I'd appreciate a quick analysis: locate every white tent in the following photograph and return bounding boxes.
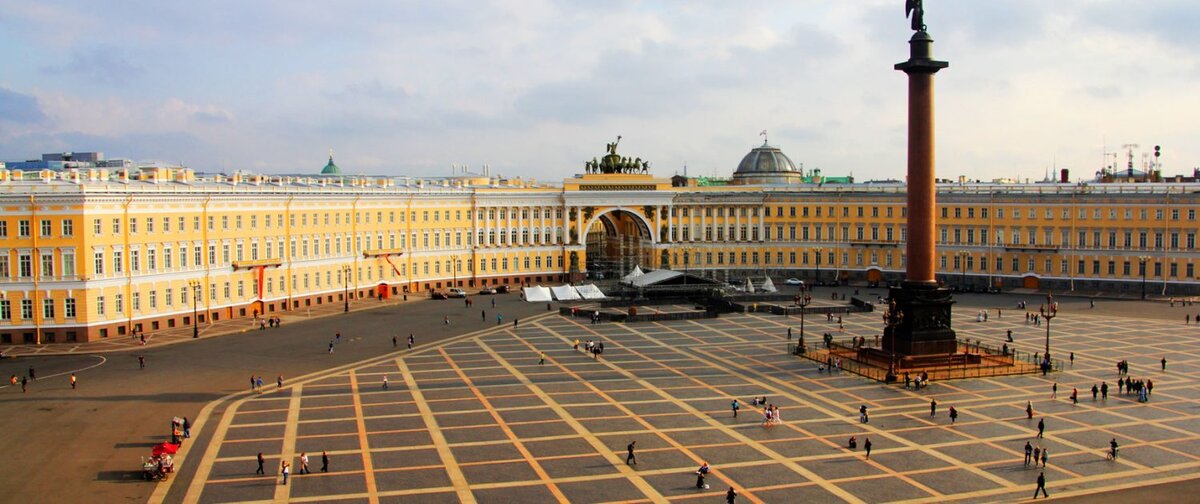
[622,266,645,281]
[760,277,777,293]
[575,284,607,299]
[523,286,553,302]
[550,285,582,301]
[743,277,755,293]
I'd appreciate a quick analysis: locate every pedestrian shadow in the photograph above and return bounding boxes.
[94,470,149,483]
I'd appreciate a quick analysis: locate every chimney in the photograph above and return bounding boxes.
[1060,169,1069,183]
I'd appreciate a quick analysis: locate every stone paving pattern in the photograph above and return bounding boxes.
[166,301,1200,504]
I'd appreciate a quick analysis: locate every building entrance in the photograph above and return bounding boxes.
[585,209,653,280]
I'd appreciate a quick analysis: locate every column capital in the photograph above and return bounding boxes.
[895,31,948,74]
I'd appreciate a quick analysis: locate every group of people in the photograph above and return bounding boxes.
[903,371,931,389]
[257,315,282,330]
[273,451,330,485]
[575,338,604,359]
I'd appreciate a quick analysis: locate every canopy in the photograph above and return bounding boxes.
[760,277,777,293]
[550,285,582,301]
[152,443,178,456]
[523,286,553,303]
[575,284,606,299]
[743,277,755,293]
[622,266,645,281]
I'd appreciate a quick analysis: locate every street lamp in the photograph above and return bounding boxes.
[1138,256,1151,300]
[813,247,824,285]
[451,254,459,288]
[883,297,904,382]
[343,265,352,312]
[188,280,201,338]
[795,286,812,354]
[1040,293,1057,371]
[957,250,969,289]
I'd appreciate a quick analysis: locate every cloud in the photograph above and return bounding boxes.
[41,46,146,84]
[0,86,48,124]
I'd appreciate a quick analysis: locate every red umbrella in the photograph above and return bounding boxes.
[152,443,179,456]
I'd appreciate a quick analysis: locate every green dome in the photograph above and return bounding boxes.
[320,154,341,175]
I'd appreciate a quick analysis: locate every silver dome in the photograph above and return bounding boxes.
[735,142,798,174]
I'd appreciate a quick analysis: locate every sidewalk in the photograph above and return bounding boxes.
[0,295,429,358]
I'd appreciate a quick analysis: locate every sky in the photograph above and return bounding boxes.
[0,1,1197,182]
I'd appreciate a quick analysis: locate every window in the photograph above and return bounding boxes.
[61,251,75,277]
[40,219,52,237]
[0,220,6,237]
[19,220,31,237]
[40,253,53,277]
[40,298,54,319]
[0,300,9,320]
[115,294,125,313]
[132,292,140,311]
[0,255,7,279]
[147,217,155,233]
[19,253,32,278]
[113,251,123,274]
[94,252,104,275]
[21,299,33,320]
[62,219,74,236]
[96,296,105,316]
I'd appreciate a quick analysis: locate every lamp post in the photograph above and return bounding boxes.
[1138,256,1151,300]
[813,247,824,285]
[1039,293,1057,369]
[342,265,352,312]
[188,280,201,338]
[957,250,969,289]
[795,286,812,354]
[451,255,459,288]
[883,297,904,382]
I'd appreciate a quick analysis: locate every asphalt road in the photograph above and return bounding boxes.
[0,293,550,504]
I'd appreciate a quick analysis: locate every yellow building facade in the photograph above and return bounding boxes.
[1,163,1198,344]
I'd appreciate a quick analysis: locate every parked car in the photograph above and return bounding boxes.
[447,288,467,298]
[785,278,804,286]
[478,287,497,295]
[430,291,448,300]
[495,285,511,294]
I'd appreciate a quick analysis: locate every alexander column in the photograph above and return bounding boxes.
[884,0,957,359]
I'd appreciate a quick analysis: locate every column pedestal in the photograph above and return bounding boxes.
[884,281,956,356]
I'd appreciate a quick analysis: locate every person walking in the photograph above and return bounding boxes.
[1040,447,1048,467]
[1026,401,1034,419]
[1051,382,1057,398]
[256,452,265,475]
[299,452,310,474]
[1091,384,1099,400]
[864,437,872,459]
[1037,418,1045,438]
[731,399,740,418]
[497,314,503,325]
[183,417,191,438]
[250,375,257,391]
[695,462,710,489]
[408,334,414,350]
[277,375,283,389]
[538,353,545,366]
[321,451,329,472]
[949,406,958,424]
[1069,352,1074,366]
[281,461,290,485]
[70,373,77,389]
[1071,388,1078,405]
[20,376,27,393]
[138,355,145,369]
[1101,381,1108,400]
[28,366,36,381]
[1162,356,1167,371]
[1109,438,1119,460]
[328,341,335,354]
[392,335,397,348]
[1024,441,1033,466]
[930,398,937,417]
[491,298,496,308]
[257,376,263,390]
[1033,471,1049,498]
[726,487,738,504]
[514,318,519,328]
[383,376,389,390]
[860,405,869,424]
[626,441,637,465]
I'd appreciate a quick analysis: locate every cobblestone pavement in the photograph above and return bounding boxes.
[164,300,1200,503]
